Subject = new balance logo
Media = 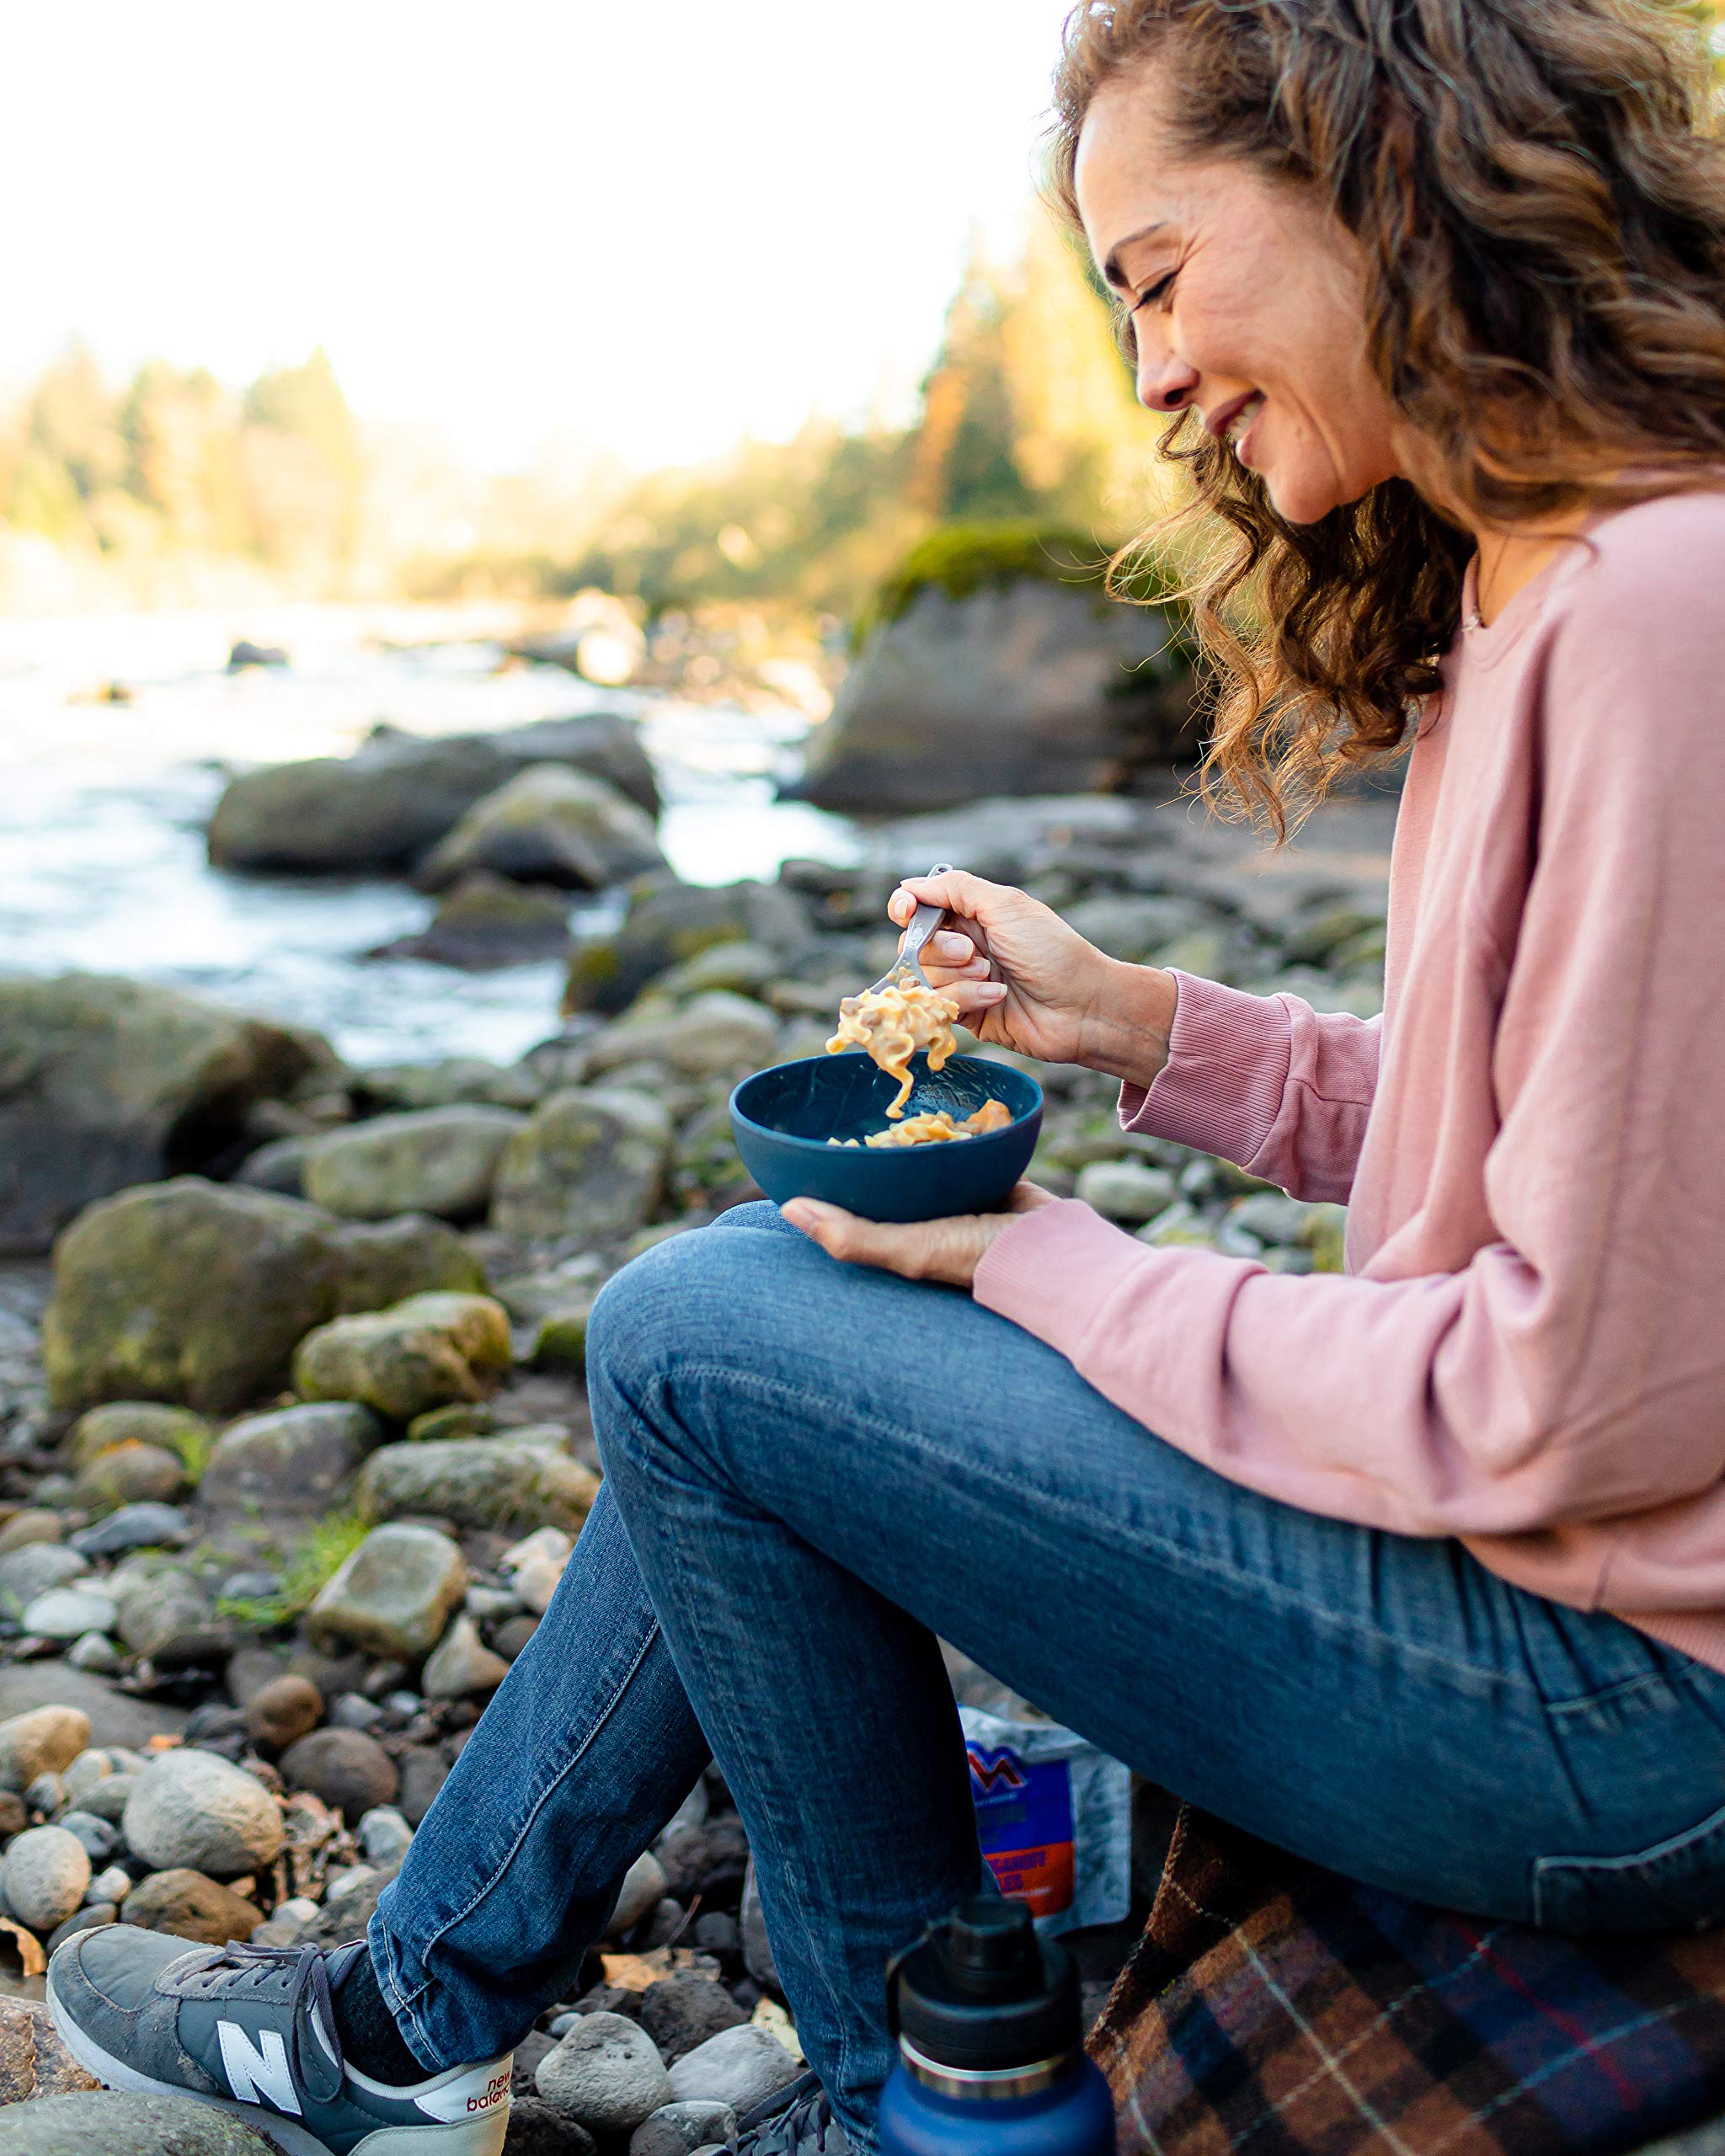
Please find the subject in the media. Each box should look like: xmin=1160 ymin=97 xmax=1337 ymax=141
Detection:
xmin=218 ymin=2021 xmax=302 ymax=2115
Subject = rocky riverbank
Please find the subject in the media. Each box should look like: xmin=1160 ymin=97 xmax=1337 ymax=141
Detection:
xmin=0 ymin=782 xmax=1392 ymax=2152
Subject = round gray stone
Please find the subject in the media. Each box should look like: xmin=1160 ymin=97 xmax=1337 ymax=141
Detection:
xmin=2 ymin=1824 xmax=93 ymax=1931
xmin=121 ymin=1749 xmax=284 ymax=1877
xmin=665 ymin=2023 xmax=803 ymax=2112
xmin=22 ymin=1588 xmax=118 ymax=1641
xmin=630 ymin=2099 xmax=740 ymax=2156
xmin=536 ymin=2009 xmax=673 ymax=2132
xmin=605 ymin=1849 xmax=668 ymax=1940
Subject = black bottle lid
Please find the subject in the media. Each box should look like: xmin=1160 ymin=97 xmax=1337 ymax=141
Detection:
xmin=885 ymin=1897 xmax=1082 ymax=2073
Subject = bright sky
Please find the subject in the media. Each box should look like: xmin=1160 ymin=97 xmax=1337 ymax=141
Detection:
xmin=5 ymin=1 xmax=1079 ymax=473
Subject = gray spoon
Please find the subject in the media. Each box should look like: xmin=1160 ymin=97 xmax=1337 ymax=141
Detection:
xmin=866 ymin=862 xmax=958 ymax=994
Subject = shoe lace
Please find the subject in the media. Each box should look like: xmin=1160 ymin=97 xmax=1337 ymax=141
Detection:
xmin=736 ymin=2076 xmax=846 ymax=2156
xmin=185 ymin=1940 xmax=346 ymax=2106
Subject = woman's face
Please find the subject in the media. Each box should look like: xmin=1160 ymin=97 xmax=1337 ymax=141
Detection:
xmin=1074 ymin=67 xmax=1404 ymax=525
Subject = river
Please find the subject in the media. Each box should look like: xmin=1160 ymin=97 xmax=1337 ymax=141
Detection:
xmin=0 ymin=603 xmax=859 ymax=1067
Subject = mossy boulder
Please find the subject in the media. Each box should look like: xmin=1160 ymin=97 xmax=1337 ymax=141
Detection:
xmin=490 ymin=1088 xmax=673 ymax=1244
xmin=414 ymin=763 xmax=665 ymax=894
xmin=358 ymin=1436 xmax=601 ymax=1536
xmin=302 ymin=1106 xmax=526 ymax=1222
xmin=800 ymin=523 xmax=1197 ymax=813
xmin=583 ymin=994 xmax=779 ymax=1083
xmin=199 ymin=1402 xmax=383 ymax=1513
xmin=562 ymin=873 xmax=811 ymax=1017
xmin=42 ymin=1180 xmax=343 ymax=1417
xmin=206 ymin=712 xmax=660 ymax=874
xmin=327 ymin=1214 xmax=489 ymax=1311
xmin=0 ymin=973 xmax=332 ymax=1254
xmin=292 ymin=1291 xmax=512 ymax=1422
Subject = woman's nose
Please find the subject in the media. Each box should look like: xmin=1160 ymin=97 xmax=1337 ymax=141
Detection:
xmin=1135 ymin=332 xmax=1200 ymax=416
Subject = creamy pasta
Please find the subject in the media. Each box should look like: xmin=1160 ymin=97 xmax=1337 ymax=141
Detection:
xmin=853 ymin=1099 xmax=1014 ymax=1149
xmin=825 ymin=969 xmax=961 ymax=1116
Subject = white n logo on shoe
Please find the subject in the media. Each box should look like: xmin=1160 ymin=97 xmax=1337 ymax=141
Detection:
xmin=218 ymin=2020 xmax=303 ymax=2115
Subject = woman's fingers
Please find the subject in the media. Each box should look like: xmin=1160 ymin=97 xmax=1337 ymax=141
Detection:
xmin=942 ymin=980 xmax=1008 ymax=1016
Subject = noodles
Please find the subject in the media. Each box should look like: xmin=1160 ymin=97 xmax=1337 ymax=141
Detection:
xmin=825 ymin=969 xmax=960 ymax=1116
xmin=852 ymin=1100 xmax=1013 ymax=1149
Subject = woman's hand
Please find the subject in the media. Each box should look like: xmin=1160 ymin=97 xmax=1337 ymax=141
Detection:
xmin=889 ymin=869 xmax=1179 ymax=1089
xmin=782 ymin=1182 xmax=1061 ymax=1289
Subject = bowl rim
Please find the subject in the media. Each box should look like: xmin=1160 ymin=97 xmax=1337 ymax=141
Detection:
xmin=729 ymin=1051 xmax=1044 ymax=1158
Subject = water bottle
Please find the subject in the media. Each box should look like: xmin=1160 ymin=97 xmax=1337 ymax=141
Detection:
xmin=879 ymin=1897 xmax=1116 ymax=2156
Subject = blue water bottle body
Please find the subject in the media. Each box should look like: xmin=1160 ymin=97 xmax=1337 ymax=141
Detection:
xmin=879 ymin=2052 xmax=1115 ymax=2156
xmin=877 ymin=1897 xmax=1116 ymax=2156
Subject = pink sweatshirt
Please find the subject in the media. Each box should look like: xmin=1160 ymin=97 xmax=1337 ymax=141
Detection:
xmin=974 ymin=491 xmax=1725 ymax=1673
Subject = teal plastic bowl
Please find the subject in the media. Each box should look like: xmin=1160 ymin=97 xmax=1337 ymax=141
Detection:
xmin=729 ymin=1051 xmax=1044 ymax=1224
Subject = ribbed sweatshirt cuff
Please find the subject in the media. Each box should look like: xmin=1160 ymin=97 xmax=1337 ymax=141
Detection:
xmin=1117 ymin=969 xmax=1294 ymax=1170
xmin=974 ymin=1198 xmax=1151 ymax=1353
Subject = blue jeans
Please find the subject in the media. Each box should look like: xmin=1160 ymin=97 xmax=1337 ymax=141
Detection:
xmin=371 ymin=1202 xmax=1725 ymax=2153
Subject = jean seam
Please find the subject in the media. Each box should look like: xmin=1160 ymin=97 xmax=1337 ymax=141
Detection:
xmin=367 ymin=1906 xmax=442 ymax=2068
xmin=666 ymin=1358 xmax=1525 ymax=1699
xmin=619 ymin=1369 xmax=910 ymax=2139
xmin=403 ymin=1613 xmax=665 ymax=1972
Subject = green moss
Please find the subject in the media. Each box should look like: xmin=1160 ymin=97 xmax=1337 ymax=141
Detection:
xmin=216 ymin=1508 xmax=369 ymax=1629
xmin=852 ymin=520 xmax=1180 ymax=649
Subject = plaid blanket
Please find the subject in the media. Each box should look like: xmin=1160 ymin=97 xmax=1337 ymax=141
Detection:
xmin=1084 ymin=1802 xmax=1725 ymax=2156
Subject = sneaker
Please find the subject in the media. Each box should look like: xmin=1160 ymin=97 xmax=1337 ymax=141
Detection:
xmin=731 ymin=2068 xmax=849 ymax=2156
xmin=47 ymin=1926 xmax=511 ymax=2156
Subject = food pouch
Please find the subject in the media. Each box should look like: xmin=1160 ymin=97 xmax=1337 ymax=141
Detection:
xmin=959 ymin=1705 xmax=1132 ymax=1935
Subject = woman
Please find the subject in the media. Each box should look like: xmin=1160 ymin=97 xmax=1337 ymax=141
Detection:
xmin=48 ymin=3 xmax=1725 ymax=2154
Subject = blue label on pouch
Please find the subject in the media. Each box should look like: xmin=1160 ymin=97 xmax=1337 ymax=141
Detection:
xmin=966 ymin=1743 xmax=1076 ymax=1916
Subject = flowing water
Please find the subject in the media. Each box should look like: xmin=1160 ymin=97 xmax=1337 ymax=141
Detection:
xmin=0 ymin=603 xmax=859 ymax=1066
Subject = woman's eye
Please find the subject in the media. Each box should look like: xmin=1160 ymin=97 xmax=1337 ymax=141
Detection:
xmin=1132 ymin=275 xmax=1174 ymax=314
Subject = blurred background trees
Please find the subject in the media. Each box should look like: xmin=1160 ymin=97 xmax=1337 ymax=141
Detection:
xmin=0 ymin=209 xmax=1152 ymax=626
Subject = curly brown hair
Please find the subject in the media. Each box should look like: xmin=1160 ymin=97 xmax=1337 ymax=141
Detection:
xmin=1048 ymin=0 xmax=1725 ymax=834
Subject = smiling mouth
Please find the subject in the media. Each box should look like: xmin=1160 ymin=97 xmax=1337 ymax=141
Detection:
xmin=1205 ymin=392 xmax=1265 ymax=451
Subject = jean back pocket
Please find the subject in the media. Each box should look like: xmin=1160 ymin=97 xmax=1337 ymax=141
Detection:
xmin=1533 ymin=1796 xmax=1725 ymax=1933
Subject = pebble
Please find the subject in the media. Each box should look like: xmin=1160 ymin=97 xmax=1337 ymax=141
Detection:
xmin=0 ymin=1510 xmax=63 ymax=1554
xmin=0 ymin=1544 xmax=89 ymax=1606
xmin=396 ymin=1746 xmax=449 ymax=1825
xmin=494 ymin=1613 xmax=540 ymax=1661
xmin=0 ymin=1791 xmax=25 ymax=1839
xmin=56 ymin=1811 xmax=119 ymax=1865
xmin=73 ymin=1441 xmax=188 ymax=1509
xmin=464 ymin=1584 xmax=521 ymax=1621
xmin=21 ymin=1588 xmax=117 ymax=1640
xmin=115 ymin=1571 xmax=233 ymax=1667
xmin=0 ymin=1705 xmax=90 ymax=1793
xmin=740 ymin=1861 xmax=778 ymax=1990
xmin=279 ymin=1727 xmax=399 ymax=1818
xmin=304 ymin=1523 xmax=468 ymax=1662
xmin=328 ymin=1692 xmax=385 ymax=1731
xmin=693 ymin=1913 xmax=740 ymax=1959
xmin=657 ymin=1820 xmax=750 ymax=1904
xmin=88 ymin=1864 xmax=131 ymax=1904
xmin=243 ymin=1673 xmax=324 ymax=1753
xmin=665 ymin=2024 xmax=802 ymax=2112
xmin=358 ymin=1805 xmax=414 ymax=1866
xmin=606 ymin=1850 xmax=669 ymax=1940
xmin=536 ymin=2010 xmax=673 ymax=2132
xmin=636 ymin=1974 xmax=749 ymax=2064
xmin=67 ymin=1632 xmax=120 ymax=1673
xmin=323 ymin=1863 xmax=378 ymax=1902
xmin=3 ymin=1825 xmax=93 ymax=1930
xmin=631 ymin=2100 xmax=740 ymax=2156
xmin=75 ymin=1773 xmax=134 ymax=1825
xmin=1074 ymin=1159 xmax=1179 ymax=1224
xmin=122 ymin=1750 xmax=285 ymax=1878
xmin=422 ymin=1614 xmax=510 ymax=1699
xmin=123 ymin=1867 xmax=265 ymax=1945
xmin=68 ymin=1502 xmax=193 ymax=1557
xmin=25 ymin=1771 xmax=66 ymax=1814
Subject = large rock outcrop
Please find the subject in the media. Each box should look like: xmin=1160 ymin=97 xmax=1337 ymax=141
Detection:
xmin=0 ymin=974 xmax=331 ymax=1254
xmin=206 ymin=712 xmax=659 ymax=875
xmin=796 ymin=573 xmax=1195 ymax=814
xmin=40 ymin=1181 xmax=490 ymax=1417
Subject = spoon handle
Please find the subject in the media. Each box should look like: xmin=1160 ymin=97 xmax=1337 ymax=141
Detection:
xmin=897 ymin=862 xmax=956 ymax=979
